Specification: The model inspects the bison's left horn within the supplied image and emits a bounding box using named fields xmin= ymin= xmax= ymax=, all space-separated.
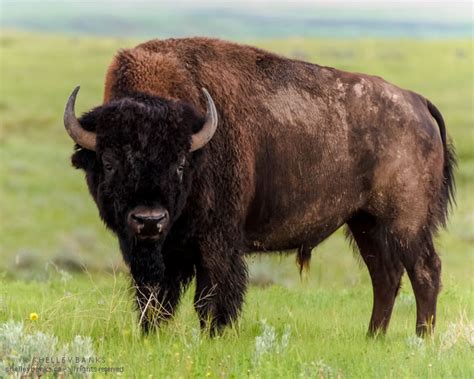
xmin=64 ymin=86 xmax=97 ymax=151
xmin=190 ymin=88 xmax=218 ymax=152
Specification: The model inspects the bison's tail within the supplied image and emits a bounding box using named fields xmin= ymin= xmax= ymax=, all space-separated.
xmin=426 ymin=99 xmax=457 ymax=229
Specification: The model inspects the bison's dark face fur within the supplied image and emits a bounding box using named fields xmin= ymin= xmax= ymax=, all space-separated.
xmin=71 ymin=93 xmax=204 ymax=281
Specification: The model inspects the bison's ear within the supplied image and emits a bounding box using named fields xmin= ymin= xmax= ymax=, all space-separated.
xmin=71 ymin=147 xmax=97 ymax=171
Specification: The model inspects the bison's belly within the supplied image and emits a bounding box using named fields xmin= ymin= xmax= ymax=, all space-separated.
xmin=243 ymin=183 xmax=363 ymax=252
xmin=244 ymin=212 xmax=348 ymax=252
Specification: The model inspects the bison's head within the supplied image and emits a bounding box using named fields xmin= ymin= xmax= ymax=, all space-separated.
xmin=65 ymin=87 xmax=217 ymax=253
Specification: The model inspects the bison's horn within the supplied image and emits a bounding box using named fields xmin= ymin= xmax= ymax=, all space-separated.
xmin=189 ymin=88 xmax=218 ymax=152
xmin=64 ymin=86 xmax=97 ymax=151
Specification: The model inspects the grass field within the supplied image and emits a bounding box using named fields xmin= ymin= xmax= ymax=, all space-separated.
xmin=0 ymin=31 xmax=473 ymax=377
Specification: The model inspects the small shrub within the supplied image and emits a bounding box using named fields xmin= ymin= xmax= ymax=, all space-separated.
xmin=0 ymin=320 xmax=95 ymax=378
xmin=253 ymin=319 xmax=291 ymax=366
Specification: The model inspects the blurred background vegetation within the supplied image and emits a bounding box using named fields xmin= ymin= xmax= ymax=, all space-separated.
xmin=2 ymin=0 xmax=472 ymax=38
xmin=0 ymin=0 xmax=472 ymax=290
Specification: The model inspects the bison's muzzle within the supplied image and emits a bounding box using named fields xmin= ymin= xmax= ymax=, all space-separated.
xmin=127 ymin=206 xmax=169 ymax=240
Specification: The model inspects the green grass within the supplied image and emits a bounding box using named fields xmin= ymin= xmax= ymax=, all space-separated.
xmin=1 ymin=273 xmax=472 ymax=377
xmin=0 ymin=31 xmax=473 ymax=377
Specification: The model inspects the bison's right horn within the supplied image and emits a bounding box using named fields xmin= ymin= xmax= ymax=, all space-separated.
xmin=189 ymin=88 xmax=218 ymax=152
xmin=64 ymin=86 xmax=97 ymax=151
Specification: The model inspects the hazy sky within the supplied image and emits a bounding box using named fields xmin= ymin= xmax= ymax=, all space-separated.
xmin=146 ymin=0 xmax=472 ymax=12
xmin=36 ymin=0 xmax=470 ymax=4
xmin=7 ymin=0 xmax=472 ymax=7
xmin=172 ymin=0 xmax=471 ymax=4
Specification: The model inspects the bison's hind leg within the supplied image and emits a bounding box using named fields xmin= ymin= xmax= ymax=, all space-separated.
xmin=398 ymin=232 xmax=441 ymax=336
xmin=347 ymin=212 xmax=404 ymax=336
xmin=348 ymin=210 xmax=442 ymax=337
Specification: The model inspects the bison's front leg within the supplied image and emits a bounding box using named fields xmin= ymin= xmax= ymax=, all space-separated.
xmin=133 ymin=279 xmax=183 ymax=333
xmin=135 ymin=283 xmax=174 ymax=333
xmin=128 ymin=242 xmax=195 ymax=333
xmin=194 ymin=240 xmax=248 ymax=335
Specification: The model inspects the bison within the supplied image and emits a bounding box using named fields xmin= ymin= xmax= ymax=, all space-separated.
xmin=64 ymin=38 xmax=455 ymax=337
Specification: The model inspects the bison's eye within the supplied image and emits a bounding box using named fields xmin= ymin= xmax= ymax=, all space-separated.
xmin=102 ymin=156 xmax=116 ymax=175
xmin=176 ymin=165 xmax=184 ymax=181
xmin=176 ymin=156 xmax=186 ymax=182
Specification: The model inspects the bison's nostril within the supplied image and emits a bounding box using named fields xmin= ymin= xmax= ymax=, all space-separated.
xmin=131 ymin=214 xmax=143 ymax=224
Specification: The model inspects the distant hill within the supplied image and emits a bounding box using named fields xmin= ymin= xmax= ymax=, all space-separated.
xmin=1 ymin=0 xmax=472 ymax=39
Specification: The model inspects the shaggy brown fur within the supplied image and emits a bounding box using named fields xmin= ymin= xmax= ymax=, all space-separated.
xmin=69 ymin=37 xmax=455 ymax=336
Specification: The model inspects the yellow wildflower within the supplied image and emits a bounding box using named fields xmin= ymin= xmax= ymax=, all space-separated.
xmin=29 ymin=312 xmax=39 ymax=321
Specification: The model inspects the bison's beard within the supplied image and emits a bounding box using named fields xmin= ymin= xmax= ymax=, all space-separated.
xmin=119 ymin=237 xmax=165 ymax=285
